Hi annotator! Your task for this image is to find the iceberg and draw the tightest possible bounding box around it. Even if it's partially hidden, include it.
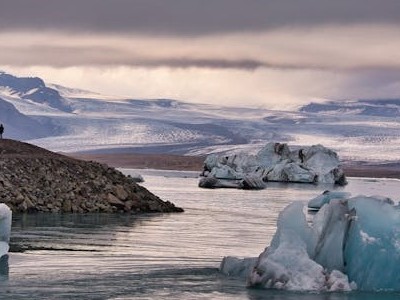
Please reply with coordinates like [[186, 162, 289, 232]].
[[0, 204, 11, 258], [200, 142, 346, 189], [220, 193, 400, 292]]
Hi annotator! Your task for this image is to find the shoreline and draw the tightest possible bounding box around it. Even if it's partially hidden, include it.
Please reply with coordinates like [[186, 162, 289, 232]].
[[70, 152, 400, 180], [70, 152, 206, 172]]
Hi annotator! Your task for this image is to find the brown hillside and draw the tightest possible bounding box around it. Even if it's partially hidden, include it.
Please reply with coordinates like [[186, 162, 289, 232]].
[[0, 139, 183, 213], [0, 139, 64, 158]]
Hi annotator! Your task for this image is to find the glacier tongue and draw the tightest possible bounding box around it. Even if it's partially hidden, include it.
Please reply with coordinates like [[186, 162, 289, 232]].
[[221, 193, 400, 292]]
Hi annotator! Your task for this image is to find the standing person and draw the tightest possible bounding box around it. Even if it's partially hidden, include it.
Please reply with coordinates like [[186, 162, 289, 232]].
[[0, 124, 4, 139], [298, 149, 305, 163]]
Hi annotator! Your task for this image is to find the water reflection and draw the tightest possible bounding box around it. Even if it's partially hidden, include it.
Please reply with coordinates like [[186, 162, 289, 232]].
[[12, 212, 158, 228], [0, 255, 8, 279], [10, 213, 164, 252]]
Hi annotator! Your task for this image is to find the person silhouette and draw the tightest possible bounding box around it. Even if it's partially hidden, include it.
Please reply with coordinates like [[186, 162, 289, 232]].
[[0, 124, 4, 139]]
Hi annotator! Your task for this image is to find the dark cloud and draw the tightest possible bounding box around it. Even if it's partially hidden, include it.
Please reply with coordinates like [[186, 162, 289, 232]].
[[2, 35, 400, 71], [0, 43, 299, 70], [1, 0, 399, 35]]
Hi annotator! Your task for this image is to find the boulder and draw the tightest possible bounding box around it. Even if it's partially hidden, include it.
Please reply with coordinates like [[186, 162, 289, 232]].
[[113, 185, 129, 201], [107, 193, 125, 208]]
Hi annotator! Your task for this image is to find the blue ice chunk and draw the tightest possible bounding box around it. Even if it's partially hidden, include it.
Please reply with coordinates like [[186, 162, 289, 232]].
[[308, 191, 351, 210], [344, 197, 400, 291], [248, 201, 353, 291]]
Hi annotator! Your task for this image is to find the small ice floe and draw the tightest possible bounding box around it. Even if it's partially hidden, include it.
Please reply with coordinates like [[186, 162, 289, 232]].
[[0, 204, 11, 258]]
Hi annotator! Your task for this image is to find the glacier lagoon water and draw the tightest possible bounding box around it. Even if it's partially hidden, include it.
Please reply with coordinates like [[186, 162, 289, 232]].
[[2, 169, 400, 299]]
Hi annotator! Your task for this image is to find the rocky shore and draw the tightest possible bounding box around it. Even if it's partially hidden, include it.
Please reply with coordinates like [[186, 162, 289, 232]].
[[0, 139, 183, 213]]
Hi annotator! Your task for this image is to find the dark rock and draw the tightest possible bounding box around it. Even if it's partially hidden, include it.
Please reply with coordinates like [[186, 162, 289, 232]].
[[107, 193, 125, 208], [113, 185, 128, 201], [62, 199, 72, 213]]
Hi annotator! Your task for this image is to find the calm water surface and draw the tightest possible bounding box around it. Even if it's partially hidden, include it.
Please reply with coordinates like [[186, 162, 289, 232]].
[[2, 169, 400, 299]]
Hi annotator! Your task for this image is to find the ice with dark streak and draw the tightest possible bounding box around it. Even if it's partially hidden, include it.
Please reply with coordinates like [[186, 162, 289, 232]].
[[200, 142, 346, 189], [220, 193, 400, 292]]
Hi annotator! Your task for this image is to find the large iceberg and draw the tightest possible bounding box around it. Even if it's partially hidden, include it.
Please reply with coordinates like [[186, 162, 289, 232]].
[[200, 142, 346, 189], [220, 193, 400, 292]]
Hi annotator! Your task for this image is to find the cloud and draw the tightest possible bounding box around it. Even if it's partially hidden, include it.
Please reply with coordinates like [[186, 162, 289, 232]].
[[2, 1, 400, 108], [1, 0, 400, 35], [1, 24, 400, 71]]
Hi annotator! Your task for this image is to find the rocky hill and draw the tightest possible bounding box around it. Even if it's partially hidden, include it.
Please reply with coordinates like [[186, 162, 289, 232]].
[[0, 139, 183, 213]]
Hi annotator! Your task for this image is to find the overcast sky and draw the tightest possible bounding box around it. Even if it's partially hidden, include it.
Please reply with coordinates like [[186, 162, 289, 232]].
[[1, 0, 400, 109]]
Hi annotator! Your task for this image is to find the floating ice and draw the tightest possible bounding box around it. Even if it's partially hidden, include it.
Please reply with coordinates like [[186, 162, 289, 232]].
[[307, 190, 351, 210], [198, 174, 266, 189], [221, 193, 400, 292], [0, 204, 12, 258], [200, 142, 346, 189], [128, 173, 144, 183], [220, 256, 257, 279]]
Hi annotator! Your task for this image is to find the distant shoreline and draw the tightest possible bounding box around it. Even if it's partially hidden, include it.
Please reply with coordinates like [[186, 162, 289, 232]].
[[70, 152, 400, 180], [70, 152, 206, 172]]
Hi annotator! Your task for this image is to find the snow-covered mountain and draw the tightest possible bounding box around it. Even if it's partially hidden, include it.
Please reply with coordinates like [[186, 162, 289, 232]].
[[0, 72, 71, 112], [0, 97, 59, 139], [0, 71, 399, 162], [301, 99, 400, 117]]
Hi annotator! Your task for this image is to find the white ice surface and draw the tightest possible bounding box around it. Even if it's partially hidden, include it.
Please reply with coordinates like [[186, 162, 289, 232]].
[[0, 204, 11, 258], [2, 79, 400, 161]]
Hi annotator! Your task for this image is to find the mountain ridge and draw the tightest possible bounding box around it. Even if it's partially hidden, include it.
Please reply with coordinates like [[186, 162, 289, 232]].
[[0, 71, 399, 163], [301, 99, 400, 117], [0, 72, 71, 112]]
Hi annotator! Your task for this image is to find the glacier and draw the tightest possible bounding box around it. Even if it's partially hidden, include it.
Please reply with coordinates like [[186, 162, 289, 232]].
[[220, 193, 400, 292], [199, 142, 346, 189], [2, 71, 400, 163]]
